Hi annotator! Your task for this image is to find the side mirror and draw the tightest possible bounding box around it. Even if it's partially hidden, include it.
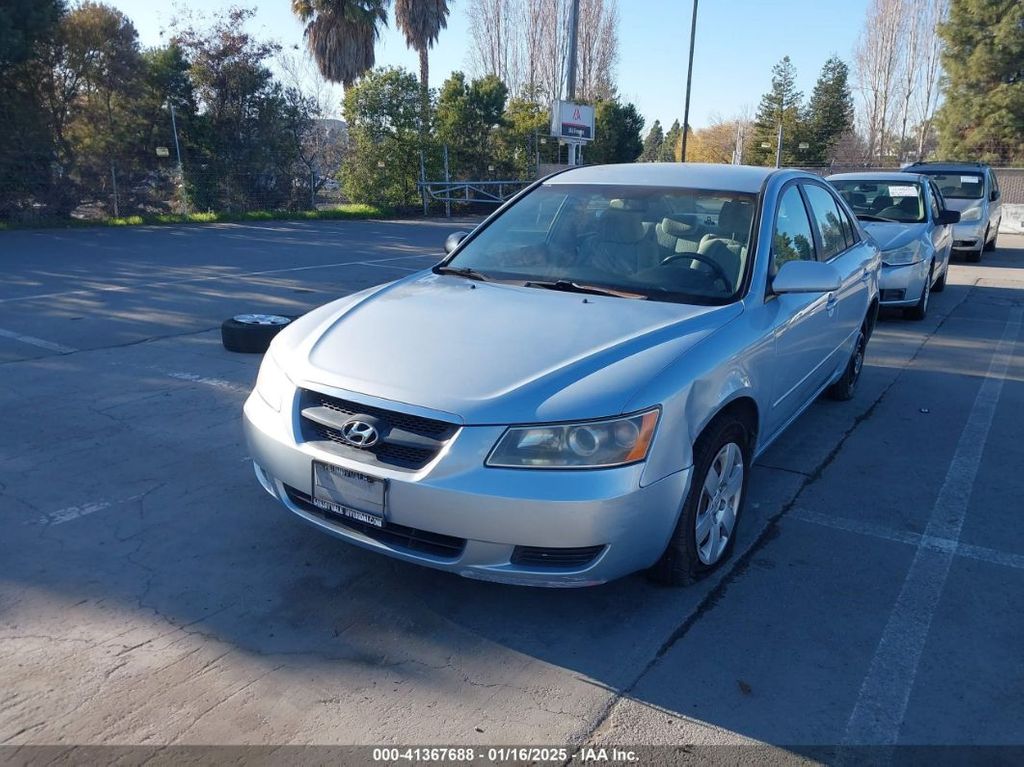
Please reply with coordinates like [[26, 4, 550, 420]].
[[937, 209, 960, 225], [772, 259, 842, 295], [444, 231, 469, 254], [990, 189, 1001, 202]]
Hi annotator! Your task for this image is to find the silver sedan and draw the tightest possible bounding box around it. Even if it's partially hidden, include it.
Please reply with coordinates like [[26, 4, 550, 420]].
[[829, 172, 960, 320], [244, 163, 880, 587]]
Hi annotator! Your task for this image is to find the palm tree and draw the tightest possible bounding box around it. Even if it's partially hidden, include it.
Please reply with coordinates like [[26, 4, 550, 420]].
[[394, 0, 451, 128], [291, 0, 389, 87]]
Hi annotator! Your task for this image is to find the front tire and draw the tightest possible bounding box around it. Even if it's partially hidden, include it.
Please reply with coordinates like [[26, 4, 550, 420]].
[[648, 417, 750, 586], [984, 226, 998, 252], [221, 314, 293, 353], [827, 327, 866, 401], [932, 265, 947, 293], [904, 262, 932, 321]]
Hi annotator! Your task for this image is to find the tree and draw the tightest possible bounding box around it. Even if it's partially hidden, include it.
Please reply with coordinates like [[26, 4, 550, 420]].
[[935, 0, 1023, 163], [913, 0, 948, 159], [436, 71, 509, 178], [660, 119, 683, 162], [342, 66, 422, 206], [291, 0, 389, 87], [802, 55, 854, 165], [854, 0, 903, 158], [394, 0, 450, 132], [585, 99, 642, 164], [688, 119, 742, 164], [750, 56, 803, 166], [639, 120, 663, 162], [0, 0, 65, 219]]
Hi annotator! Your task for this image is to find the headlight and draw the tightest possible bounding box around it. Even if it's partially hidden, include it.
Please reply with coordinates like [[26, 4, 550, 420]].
[[959, 207, 982, 222], [254, 353, 290, 412], [881, 243, 920, 266], [486, 410, 660, 468]]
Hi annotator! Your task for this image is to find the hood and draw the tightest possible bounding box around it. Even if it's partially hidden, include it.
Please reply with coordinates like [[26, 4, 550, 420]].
[[273, 272, 740, 424], [941, 197, 985, 215], [863, 222, 927, 251]]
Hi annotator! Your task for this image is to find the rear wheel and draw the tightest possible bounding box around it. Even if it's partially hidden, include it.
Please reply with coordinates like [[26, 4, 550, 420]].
[[221, 314, 293, 353], [904, 262, 932, 321], [649, 417, 750, 586], [827, 327, 866, 401]]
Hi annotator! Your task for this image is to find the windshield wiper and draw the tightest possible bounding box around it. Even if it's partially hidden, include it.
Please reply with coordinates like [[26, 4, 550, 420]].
[[434, 265, 491, 281], [523, 279, 648, 299], [856, 213, 892, 222]]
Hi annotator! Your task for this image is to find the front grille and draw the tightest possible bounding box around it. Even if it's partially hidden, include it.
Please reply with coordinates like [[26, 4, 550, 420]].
[[880, 289, 906, 302], [511, 545, 605, 569], [284, 485, 465, 559], [954, 239, 977, 248], [299, 389, 458, 471]]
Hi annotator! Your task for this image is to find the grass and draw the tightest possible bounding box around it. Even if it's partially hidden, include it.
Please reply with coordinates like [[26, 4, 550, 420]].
[[0, 203, 389, 231]]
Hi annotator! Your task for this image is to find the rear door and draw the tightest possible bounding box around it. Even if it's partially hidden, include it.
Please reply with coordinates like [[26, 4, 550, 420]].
[[802, 182, 872, 359]]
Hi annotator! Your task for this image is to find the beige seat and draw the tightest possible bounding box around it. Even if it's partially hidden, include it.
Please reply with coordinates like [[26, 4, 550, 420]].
[[695, 200, 753, 287], [584, 208, 660, 276], [655, 217, 700, 256]]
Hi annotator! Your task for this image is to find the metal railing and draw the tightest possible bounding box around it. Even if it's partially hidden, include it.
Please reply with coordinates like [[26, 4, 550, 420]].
[[417, 180, 532, 217]]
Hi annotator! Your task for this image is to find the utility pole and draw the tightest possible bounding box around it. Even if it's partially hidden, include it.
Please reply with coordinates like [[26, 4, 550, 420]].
[[680, 0, 698, 163], [169, 103, 188, 213], [566, 0, 580, 166]]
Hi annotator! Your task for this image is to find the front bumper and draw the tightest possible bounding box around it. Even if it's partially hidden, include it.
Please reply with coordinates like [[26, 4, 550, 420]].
[[878, 260, 930, 307], [952, 221, 985, 252], [243, 390, 690, 587]]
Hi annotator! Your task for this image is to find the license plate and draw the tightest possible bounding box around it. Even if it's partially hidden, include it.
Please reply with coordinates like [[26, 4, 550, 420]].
[[311, 461, 387, 528]]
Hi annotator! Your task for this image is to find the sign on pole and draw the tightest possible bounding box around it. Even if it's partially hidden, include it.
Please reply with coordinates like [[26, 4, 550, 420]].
[[155, 146, 170, 157], [550, 101, 595, 142]]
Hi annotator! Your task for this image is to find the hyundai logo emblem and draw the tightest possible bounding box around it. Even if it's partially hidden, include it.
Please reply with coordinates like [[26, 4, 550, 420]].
[[340, 417, 379, 447]]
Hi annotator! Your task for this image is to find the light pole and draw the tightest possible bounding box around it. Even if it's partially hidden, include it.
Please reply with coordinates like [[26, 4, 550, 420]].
[[566, 0, 580, 166], [680, 0, 698, 163]]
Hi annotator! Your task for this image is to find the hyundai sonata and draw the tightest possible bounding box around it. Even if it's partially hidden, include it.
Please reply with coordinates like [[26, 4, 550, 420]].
[[243, 163, 880, 586]]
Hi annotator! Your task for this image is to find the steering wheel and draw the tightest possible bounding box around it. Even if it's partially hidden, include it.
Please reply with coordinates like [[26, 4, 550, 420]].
[[660, 251, 731, 287]]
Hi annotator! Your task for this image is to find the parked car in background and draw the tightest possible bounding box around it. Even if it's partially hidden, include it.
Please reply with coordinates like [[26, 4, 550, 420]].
[[244, 164, 880, 587], [902, 161, 1001, 262], [829, 172, 960, 320]]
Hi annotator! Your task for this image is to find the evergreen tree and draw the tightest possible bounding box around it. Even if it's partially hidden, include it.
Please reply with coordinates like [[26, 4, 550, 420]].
[[751, 56, 803, 167], [639, 120, 664, 162], [935, 0, 1024, 163], [802, 55, 854, 166], [585, 100, 644, 164], [659, 119, 682, 162]]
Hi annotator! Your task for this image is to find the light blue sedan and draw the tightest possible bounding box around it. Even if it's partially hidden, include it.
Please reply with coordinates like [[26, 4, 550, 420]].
[[244, 164, 880, 587], [829, 172, 960, 320]]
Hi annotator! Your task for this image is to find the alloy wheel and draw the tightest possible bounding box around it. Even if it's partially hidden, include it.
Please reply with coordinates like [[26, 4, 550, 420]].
[[695, 442, 744, 565]]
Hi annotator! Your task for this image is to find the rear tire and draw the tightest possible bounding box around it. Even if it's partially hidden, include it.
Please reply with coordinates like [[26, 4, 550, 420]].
[[648, 416, 751, 586], [221, 314, 293, 353], [827, 327, 866, 401], [904, 262, 932, 321]]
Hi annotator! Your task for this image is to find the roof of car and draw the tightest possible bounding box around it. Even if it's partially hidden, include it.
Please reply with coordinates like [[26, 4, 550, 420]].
[[544, 163, 780, 193], [827, 171, 931, 183], [902, 161, 989, 173]]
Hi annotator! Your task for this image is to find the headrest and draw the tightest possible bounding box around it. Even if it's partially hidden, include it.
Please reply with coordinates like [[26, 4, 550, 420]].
[[718, 200, 753, 237], [608, 198, 647, 212], [897, 196, 920, 213], [660, 217, 695, 238], [599, 208, 645, 244]]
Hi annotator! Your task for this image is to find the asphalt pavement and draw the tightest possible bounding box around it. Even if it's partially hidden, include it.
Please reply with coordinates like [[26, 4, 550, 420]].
[[0, 220, 1022, 758]]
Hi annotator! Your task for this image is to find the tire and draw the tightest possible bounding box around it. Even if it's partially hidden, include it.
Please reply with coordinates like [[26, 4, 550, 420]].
[[827, 326, 867, 401], [965, 246, 982, 263], [221, 314, 293, 353], [903, 262, 932, 321], [932, 265, 947, 293], [984, 226, 998, 252], [648, 416, 751, 586]]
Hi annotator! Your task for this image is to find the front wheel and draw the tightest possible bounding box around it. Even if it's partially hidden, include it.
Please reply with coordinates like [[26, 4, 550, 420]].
[[648, 418, 750, 586], [932, 264, 947, 293], [904, 262, 932, 321], [827, 327, 866, 401], [984, 226, 998, 252]]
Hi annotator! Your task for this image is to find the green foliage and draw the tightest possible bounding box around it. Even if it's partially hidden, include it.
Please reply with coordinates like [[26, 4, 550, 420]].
[[342, 66, 423, 208], [435, 71, 509, 178], [585, 100, 644, 165], [751, 56, 803, 166], [660, 119, 683, 162], [935, 0, 1024, 163], [639, 120, 664, 162], [801, 56, 854, 165]]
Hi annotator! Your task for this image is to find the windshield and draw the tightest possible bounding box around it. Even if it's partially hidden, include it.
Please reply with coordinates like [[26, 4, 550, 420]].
[[444, 183, 757, 304], [832, 180, 926, 223], [917, 172, 984, 200]]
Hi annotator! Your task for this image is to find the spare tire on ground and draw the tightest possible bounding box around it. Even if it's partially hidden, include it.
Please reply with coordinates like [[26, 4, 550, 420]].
[[221, 314, 294, 353]]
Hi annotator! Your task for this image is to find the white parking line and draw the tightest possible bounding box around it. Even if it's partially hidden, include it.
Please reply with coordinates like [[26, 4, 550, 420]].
[[0, 253, 438, 304], [842, 305, 1022, 746], [789, 508, 1024, 571], [163, 371, 250, 394], [0, 328, 77, 354], [25, 494, 145, 526]]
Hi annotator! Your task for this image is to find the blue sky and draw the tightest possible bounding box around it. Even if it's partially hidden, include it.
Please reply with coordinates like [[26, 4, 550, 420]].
[[108, 0, 870, 131]]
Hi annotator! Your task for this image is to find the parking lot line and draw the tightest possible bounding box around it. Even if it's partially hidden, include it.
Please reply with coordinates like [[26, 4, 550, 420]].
[[25, 494, 145, 526], [790, 507, 1024, 571], [0, 327, 77, 354], [843, 305, 1023, 746]]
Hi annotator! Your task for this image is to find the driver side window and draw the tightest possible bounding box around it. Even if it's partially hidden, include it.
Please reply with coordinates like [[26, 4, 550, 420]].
[[772, 186, 816, 274]]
